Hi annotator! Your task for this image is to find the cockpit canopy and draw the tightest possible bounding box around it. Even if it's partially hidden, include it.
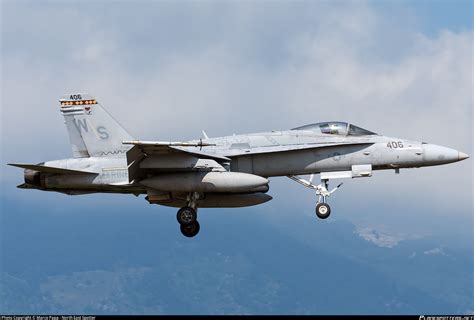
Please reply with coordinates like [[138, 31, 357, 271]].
[[292, 122, 376, 136]]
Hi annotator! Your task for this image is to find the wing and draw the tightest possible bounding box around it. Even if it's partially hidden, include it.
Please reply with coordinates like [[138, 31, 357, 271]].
[[8, 163, 98, 175], [123, 140, 231, 183]]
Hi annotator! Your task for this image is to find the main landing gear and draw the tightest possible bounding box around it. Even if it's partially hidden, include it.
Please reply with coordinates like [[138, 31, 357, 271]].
[[288, 174, 343, 220], [177, 192, 201, 237]]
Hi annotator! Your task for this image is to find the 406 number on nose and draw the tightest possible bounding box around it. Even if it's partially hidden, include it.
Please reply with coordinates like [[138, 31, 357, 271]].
[[387, 141, 404, 148]]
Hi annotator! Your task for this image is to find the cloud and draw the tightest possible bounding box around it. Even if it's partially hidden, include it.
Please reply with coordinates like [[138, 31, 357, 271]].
[[355, 227, 413, 248], [423, 247, 447, 256]]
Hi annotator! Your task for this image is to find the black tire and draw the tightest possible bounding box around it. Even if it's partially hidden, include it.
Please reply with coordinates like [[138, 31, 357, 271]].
[[176, 207, 197, 225], [180, 221, 200, 238], [315, 203, 331, 219]]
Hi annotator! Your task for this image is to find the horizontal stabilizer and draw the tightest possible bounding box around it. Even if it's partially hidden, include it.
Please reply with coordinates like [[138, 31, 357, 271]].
[[8, 163, 98, 175]]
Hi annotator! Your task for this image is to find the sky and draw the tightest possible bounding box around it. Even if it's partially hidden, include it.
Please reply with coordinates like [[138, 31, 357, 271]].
[[1, 0, 473, 315]]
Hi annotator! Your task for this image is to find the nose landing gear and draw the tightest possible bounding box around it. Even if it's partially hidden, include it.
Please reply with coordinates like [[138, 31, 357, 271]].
[[288, 175, 342, 220], [177, 192, 201, 237]]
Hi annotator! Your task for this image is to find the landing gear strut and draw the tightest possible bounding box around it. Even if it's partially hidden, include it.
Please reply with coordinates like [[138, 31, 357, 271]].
[[288, 175, 342, 220], [177, 192, 201, 237]]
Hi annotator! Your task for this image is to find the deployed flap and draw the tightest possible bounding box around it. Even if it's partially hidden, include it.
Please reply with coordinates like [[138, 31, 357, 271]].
[[8, 163, 98, 175]]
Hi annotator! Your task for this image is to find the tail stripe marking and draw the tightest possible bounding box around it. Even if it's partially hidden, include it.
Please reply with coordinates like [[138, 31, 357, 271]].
[[60, 100, 98, 107]]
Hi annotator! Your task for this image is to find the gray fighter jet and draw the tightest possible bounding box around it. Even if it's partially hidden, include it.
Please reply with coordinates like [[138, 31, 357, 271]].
[[9, 94, 469, 237]]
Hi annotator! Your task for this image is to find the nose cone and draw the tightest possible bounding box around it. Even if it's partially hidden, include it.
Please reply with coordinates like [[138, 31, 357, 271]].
[[458, 151, 469, 161], [423, 144, 469, 165]]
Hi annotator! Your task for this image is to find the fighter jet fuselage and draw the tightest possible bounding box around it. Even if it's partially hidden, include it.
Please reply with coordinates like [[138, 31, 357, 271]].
[[10, 94, 469, 237]]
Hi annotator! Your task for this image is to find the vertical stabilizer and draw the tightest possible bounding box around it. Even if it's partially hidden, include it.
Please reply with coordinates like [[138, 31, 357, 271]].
[[59, 94, 133, 158]]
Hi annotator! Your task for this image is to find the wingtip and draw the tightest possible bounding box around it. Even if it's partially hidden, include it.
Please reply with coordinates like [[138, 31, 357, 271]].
[[7, 163, 22, 168], [7, 163, 37, 169]]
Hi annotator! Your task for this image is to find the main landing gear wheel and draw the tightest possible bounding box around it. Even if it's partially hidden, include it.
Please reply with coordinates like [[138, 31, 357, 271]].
[[315, 203, 331, 219], [176, 206, 197, 225], [180, 221, 200, 238]]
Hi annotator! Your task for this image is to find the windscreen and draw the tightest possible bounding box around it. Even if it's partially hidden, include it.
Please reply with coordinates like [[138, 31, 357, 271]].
[[348, 124, 376, 136], [292, 122, 349, 135], [292, 122, 376, 136]]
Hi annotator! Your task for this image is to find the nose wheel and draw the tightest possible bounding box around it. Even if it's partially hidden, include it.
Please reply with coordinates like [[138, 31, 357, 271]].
[[177, 192, 201, 237], [315, 203, 331, 219]]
